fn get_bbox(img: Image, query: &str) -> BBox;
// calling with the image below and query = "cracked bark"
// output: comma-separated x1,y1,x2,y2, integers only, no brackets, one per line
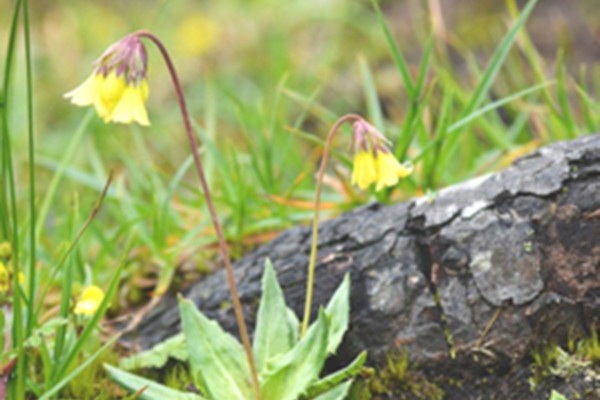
128,134,600,397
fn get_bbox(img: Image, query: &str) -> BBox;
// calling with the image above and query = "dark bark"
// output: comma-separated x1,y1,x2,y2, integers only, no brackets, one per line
128,134,600,398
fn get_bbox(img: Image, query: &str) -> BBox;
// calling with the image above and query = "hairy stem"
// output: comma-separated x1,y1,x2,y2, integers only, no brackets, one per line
137,31,262,400
300,114,361,336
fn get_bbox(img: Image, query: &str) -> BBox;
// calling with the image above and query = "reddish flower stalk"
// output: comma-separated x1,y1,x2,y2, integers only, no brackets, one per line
136,31,262,400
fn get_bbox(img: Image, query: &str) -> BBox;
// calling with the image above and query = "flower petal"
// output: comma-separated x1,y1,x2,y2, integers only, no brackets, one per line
95,72,127,121
374,153,397,191
352,151,377,190
64,73,99,106
374,153,412,191
109,81,150,126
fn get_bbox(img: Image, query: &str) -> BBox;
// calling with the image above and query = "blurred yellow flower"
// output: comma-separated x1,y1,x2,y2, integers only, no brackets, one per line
74,285,105,316
64,35,150,126
176,14,219,56
0,263,9,293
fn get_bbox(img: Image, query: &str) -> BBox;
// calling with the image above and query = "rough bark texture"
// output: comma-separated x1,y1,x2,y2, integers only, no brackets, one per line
129,134,600,399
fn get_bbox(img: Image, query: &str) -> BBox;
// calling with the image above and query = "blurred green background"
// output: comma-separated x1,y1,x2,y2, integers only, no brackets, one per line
1,0,600,306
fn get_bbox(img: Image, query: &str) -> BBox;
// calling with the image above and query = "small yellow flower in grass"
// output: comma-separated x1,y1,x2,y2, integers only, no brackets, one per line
74,285,105,316
351,120,412,192
65,35,150,126
0,263,9,293
0,262,24,294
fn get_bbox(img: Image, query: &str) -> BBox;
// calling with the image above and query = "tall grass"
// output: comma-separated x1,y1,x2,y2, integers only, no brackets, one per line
1,1,123,398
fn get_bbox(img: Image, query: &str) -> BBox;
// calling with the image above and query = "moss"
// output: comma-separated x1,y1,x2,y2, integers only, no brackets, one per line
348,351,444,400
61,348,123,399
529,341,562,389
130,360,197,393
163,363,196,393
528,330,600,391
578,328,600,366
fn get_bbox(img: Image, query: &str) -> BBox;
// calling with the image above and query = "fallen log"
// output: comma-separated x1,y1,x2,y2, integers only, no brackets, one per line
129,133,600,398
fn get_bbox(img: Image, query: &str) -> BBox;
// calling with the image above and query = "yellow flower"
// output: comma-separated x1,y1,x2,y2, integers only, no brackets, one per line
351,151,378,190
0,263,9,293
374,152,413,191
74,285,105,316
64,34,150,126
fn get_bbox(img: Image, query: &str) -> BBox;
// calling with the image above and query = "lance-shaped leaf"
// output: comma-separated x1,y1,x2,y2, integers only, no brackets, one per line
261,308,329,400
180,299,253,400
305,351,366,398
120,333,187,370
324,273,351,354
105,364,204,400
253,259,298,373
312,380,353,400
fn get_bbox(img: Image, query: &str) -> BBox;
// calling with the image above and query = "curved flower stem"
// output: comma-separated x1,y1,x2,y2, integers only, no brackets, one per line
136,31,262,400
300,113,362,337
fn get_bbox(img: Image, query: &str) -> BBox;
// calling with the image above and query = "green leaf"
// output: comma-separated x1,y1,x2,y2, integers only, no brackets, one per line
179,299,253,400
359,55,384,133
286,307,300,345
305,351,366,399
120,333,188,370
105,364,205,400
324,274,351,354
462,0,539,118
549,390,567,400
438,0,540,171
254,259,298,374
312,380,353,400
372,0,415,97
261,308,329,400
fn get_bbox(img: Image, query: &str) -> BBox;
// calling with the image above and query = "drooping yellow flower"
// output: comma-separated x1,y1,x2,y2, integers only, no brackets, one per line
64,35,150,126
74,285,105,316
350,120,412,192
0,263,9,293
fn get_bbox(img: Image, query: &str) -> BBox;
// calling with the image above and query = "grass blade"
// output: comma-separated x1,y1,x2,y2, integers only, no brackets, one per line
39,335,121,400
